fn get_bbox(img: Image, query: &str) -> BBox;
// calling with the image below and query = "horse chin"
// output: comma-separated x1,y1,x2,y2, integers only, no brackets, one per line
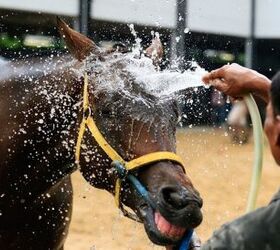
137,203,189,246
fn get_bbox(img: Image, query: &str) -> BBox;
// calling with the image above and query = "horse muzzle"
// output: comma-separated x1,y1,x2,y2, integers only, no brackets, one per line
158,185,203,227
136,183,203,246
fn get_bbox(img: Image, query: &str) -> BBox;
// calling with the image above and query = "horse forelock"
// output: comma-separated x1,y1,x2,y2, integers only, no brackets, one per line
85,52,179,125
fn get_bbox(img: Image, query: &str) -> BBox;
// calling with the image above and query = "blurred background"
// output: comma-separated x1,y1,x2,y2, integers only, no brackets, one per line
1,0,280,73
1,0,279,127
1,1,280,249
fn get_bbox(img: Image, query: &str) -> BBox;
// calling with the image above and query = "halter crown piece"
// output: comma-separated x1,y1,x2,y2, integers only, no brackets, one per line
75,72,185,221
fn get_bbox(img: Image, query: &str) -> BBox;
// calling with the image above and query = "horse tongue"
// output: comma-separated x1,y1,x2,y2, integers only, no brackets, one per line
155,212,186,238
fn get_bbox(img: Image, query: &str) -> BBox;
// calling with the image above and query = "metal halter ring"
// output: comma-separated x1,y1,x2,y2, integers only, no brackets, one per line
83,107,92,118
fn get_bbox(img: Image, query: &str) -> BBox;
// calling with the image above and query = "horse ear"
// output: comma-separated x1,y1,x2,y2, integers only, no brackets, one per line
145,36,163,64
56,17,100,61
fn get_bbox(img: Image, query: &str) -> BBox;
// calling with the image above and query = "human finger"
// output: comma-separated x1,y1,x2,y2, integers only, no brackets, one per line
209,78,232,95
189,231,201,250
231,96,243,102
202,72,212,83
209,78,225,89
208,66,227,80
202,66,228,84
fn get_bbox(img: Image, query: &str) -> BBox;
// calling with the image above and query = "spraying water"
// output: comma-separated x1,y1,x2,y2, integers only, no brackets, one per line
122,54,208,99
84,52,208,104
124,24,208,98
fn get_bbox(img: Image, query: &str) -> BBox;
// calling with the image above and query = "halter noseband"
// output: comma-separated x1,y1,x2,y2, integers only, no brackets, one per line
75,72,185,221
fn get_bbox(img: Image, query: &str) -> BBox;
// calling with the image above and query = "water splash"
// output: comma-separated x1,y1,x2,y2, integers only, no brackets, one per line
125,26,208,97
128,24,142,57
139,67,207,96
124,55,208,97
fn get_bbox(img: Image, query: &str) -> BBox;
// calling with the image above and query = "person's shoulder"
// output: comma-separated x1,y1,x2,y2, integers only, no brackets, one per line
269,188,280,204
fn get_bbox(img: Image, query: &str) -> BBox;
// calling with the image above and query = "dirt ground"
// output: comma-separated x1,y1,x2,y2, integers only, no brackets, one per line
64,127,280,250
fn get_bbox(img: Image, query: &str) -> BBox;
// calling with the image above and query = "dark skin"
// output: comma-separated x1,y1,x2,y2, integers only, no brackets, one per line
0,19,203,249
202,63,280,248
202,63,280,165
202,63,271,102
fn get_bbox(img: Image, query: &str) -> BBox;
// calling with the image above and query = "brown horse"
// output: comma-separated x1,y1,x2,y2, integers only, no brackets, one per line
0,19,202,249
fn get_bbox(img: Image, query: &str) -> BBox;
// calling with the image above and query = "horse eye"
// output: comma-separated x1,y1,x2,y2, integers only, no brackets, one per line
100,109,117,118
101,109,112,116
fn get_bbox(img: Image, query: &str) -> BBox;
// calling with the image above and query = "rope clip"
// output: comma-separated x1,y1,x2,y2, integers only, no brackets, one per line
111,160,128,180
83,107,92,119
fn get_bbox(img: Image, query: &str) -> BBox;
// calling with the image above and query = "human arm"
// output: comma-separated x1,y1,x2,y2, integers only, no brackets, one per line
202,63,271,103
201,190,280,250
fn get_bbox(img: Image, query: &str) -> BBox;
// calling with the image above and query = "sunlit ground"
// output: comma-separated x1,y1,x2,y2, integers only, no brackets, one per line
65,127,280,250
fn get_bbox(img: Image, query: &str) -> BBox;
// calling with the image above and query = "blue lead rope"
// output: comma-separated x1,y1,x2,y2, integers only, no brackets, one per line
113,160,193,250
112,160,156,209
178,229,193,250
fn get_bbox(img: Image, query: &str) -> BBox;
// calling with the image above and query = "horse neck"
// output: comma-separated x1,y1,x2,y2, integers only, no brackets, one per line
25,56,84,164
0,55,83,198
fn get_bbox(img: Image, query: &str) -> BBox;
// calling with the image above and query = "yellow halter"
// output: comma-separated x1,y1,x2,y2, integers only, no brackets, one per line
75,73,185,220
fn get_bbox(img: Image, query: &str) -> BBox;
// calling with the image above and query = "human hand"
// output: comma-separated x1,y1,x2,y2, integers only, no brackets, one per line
202,63,270,101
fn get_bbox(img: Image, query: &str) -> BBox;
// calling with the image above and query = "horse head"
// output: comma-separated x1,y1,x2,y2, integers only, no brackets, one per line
58,19,202,246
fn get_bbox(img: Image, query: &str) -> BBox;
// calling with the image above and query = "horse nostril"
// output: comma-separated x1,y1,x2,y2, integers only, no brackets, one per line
160,186,202,209
161,186,188,209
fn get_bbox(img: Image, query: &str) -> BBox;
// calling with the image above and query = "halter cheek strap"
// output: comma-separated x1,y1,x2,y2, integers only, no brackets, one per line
75,73,185,221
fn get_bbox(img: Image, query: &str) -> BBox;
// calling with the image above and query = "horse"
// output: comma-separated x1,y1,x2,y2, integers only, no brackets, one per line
0,18,202,249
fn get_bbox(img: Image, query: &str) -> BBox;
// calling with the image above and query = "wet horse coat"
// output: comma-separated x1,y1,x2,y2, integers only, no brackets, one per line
0,20,202,249
0,55,78,249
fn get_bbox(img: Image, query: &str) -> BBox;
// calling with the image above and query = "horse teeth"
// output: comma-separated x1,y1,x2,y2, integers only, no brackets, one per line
155,212,159,225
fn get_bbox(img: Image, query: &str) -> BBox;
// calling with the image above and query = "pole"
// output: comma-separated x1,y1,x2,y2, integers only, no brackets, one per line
245,0,256,69
79,0,92,36
176,0,187,70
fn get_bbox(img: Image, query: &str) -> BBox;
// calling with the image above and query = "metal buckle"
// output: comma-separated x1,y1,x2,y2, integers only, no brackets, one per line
83,107,92,119
111,160,128,180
